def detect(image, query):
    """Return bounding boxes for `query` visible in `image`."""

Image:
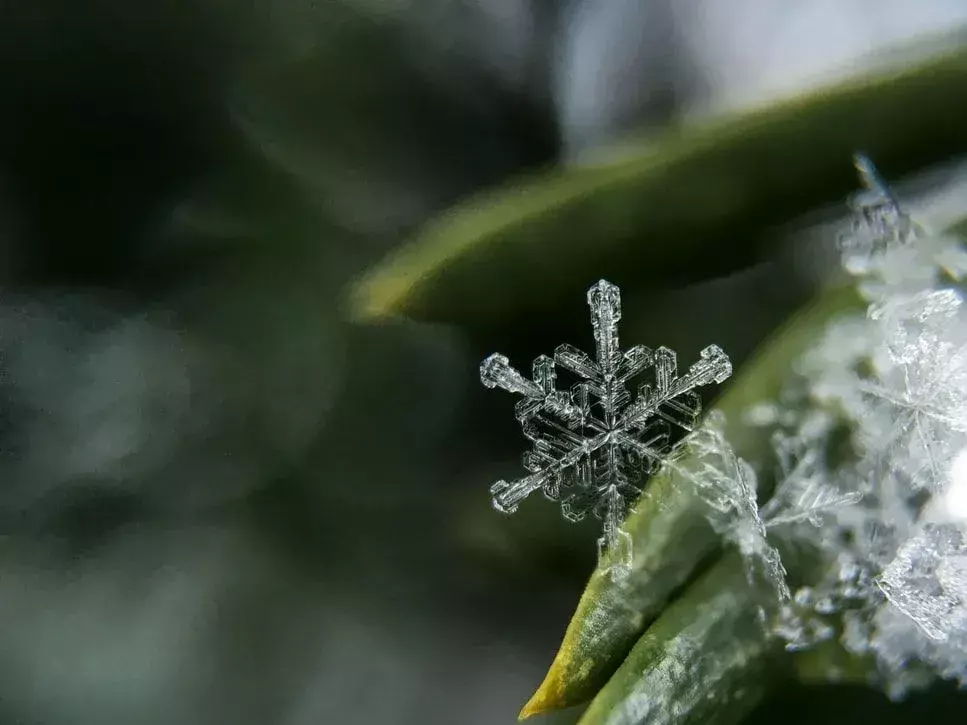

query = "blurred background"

[2,1,967,723]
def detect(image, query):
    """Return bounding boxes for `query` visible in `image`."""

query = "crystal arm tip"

[698,344,734,384]
[490,474,545,514]
[480,353,544,397]
[587,279,620,304]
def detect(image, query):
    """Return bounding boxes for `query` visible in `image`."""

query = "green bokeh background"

[1,2,966,724]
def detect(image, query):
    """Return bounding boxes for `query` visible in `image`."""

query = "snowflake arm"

[619,344,733,432]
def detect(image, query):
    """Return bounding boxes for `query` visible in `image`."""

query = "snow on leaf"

[666,414,791,617]
[480,279,732,577]
[761,413,864,529]
[855,288,967,492]
[763,155,967,690]
[675,156,967,669]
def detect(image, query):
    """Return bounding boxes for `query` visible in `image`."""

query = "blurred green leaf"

[792,641,877,688]
[576,554,784,725]
[352,40,967,334]
[232,3,554,250]
[519,283,864,717]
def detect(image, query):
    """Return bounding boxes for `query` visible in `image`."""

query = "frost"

[877,523,967,643]
[680,155,967,692]
[870,525,967,695]
[668,415,790,618]
[481,279,732,576]
[758,155,967,691]
[839,154,923,279]
[760,413,863,529]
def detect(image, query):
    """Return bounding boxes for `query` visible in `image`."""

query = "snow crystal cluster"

[480,280,732,577]
[664,414,792,624]
[684,154,967,697]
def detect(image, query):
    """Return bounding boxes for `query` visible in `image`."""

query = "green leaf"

[352,39,967,334]
[519,283,864,718]
[576,554,785,725]
[231,3,553,249]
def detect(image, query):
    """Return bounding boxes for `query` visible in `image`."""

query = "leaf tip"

[347,276,393,323]
[518,651,595,719]
[517,679,558,720]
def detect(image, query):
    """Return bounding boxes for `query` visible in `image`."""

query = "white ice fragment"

[480,279,732,573]
[840,154,923,279]
[760,414,863,530]
[774,599,835,652]
[877,523,967,642]
[670,416,790,611]
[760,156,967,692]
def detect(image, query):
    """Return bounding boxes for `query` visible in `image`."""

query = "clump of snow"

[684,154,967,697]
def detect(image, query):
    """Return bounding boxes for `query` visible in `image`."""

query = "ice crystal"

[841,154,967,300]
[675,400,869,645]
[760,412,864,530]
[877,523,967,643]
[840,153,923,279]
[678,154,967,693]
[870,524,967,695]
[668,414,790,618]
[480,279,732,575]
[860,292,967,493]
[759,155,967,692]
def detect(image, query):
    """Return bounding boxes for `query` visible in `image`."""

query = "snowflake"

[480,279,732,575]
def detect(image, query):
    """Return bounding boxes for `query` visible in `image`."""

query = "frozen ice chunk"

[877,523,967,642]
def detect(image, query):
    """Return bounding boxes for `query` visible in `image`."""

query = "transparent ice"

[481,279,732,577]
[719,154,967,696]
[676,154,967,695]
[666,413,790,621]
[878,523,967,643]
[678,406,864,646]
[760,411,864,529]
